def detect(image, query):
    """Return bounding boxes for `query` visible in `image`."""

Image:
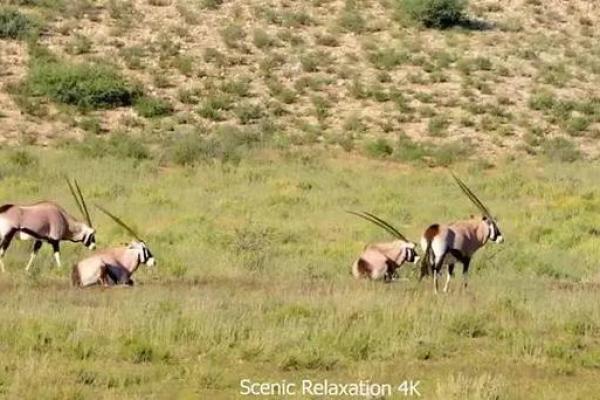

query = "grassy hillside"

[0,0,599,162]
[0,148,599,398]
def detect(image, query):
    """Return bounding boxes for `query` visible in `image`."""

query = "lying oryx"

[421,173,503,293]
[72,205,155,288]
[349,211,419,281]
[0,179,96,272]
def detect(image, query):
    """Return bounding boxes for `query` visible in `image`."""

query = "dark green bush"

[0,8,34,39]
[134,96,173,118]
[400,0,467,29]
[26,60,140,109]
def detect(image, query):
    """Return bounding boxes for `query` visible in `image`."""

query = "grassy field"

[2,0,600,398]
[0,148,599,399]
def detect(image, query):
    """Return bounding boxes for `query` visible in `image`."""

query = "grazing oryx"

[420,173,503,294]
[72,205,155,288]
[0,179,96,272]
[349,211,419,282]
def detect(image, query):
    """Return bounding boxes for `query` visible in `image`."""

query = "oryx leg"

[25,240,43,272]
[444,263,455,293]
[462,258,471,289]
[431,252,447,295]
[99,264,111,287]
[50,240,61,268]
[0,228,17,272]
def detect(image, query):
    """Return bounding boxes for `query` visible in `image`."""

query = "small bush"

[541,137,581,162]
[0,8,34,39]
[400,0,468,29]
[200,0,224,9]
[26,60,140,109]
[134,96,173,118]
[364,138,393,158]
[74,134,150,160]
[8,149,38,168]
[168,133,209,166]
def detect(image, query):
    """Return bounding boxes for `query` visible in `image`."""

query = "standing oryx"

[420,173,503,294]
[349,211,419,282]
[0,179,96,272]
[72,205,155,288]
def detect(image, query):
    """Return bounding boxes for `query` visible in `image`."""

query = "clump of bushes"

[26,60,141,109]
[400,0,468,29]
[0,8,34,39]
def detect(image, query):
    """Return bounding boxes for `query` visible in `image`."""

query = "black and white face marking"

[83,231,96,249]
[487,220,504,243]
[404,244,420,264]
[131,241,156,267]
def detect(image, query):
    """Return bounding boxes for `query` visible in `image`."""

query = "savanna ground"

[0,149,599,399]
[1,0,600,399]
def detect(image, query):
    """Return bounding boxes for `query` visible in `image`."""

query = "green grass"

[0,148,599,398]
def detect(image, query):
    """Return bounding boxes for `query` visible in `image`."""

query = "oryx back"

[18,202,72,241]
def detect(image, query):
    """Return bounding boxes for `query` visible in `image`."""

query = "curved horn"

[347,211,409,242]
[95,204,142,241]
[451,172,493,219]
[65,177,86,222]
[73,179,92,227]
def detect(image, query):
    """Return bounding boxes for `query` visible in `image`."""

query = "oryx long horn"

[65,176,86,222]
[451,172,493,219]
[73,179,92,227]
[347,211,408,242]
[96,204,142,241]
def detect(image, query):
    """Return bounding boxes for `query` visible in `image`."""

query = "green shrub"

[134,96,173,118]
[200,0,223,9]
[8,149,38,168]
[0,8,34,39]
[541,137,581,162]
[168,133,209,166]
[364,138,393,158]
[74,134,150,160]
[400,0,468,29]
[394,134,429,162]
[26,60,140,109]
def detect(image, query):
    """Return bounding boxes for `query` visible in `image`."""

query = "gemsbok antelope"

[71,205,155,288]
[0,179,96,272]
[420,173,503,293]
[349,211,419,282]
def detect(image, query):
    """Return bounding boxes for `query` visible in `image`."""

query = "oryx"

[71,205,155,288]
[0,179,96,272]
[349,211,419,282]
[420,173,503,294]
